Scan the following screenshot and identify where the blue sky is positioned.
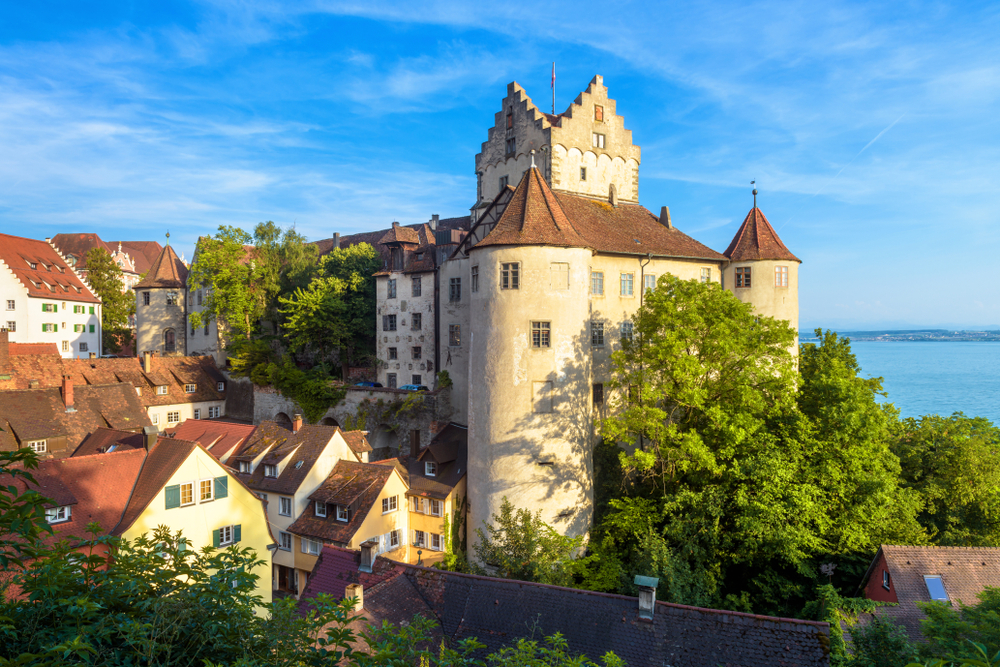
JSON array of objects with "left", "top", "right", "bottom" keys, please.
[{"left": 1, "top": 1, "right": 998, "bottom": 330}]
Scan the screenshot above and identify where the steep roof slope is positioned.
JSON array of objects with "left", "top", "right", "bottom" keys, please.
[
  {"left": 114, "top": 438, "right": 199, "bottom": 534},
  {"left": 0, "top": 233, "right": 100, "bottom": 303},
  {"left": 110, "top": 241, "right": 163, "bottom": 274},
  {"left": 724, "top": 207, "right": 800, "bottom": 262},
  {"left": 288, "top": 460, "right": 394, "bottom": 545},
  {"left": 50, "top": 233, "right": 112, "bottom": 271},
  {"left": 165, "top": 420, "right": 257, "bottom": 461},
  {"left": 133, "top": 244, "right": 188, "bottom": 289}
]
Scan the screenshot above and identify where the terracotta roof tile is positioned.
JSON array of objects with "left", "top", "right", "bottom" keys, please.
[
  {"left": 233, "top": 422, "right": 338, "bottom": 495},
  {"left": 378, "top": 224, "right": 421, "bottom": 246},
  {"left": 133, "top": 244, "right": 188, "bottom": 289},
  {"left": 115, "top": 438, "right": 199, "bottom": 534},
  {"left": 8, "top": 342, "right": 60, "bottom": 356},
  {"left": 723, "top": 207, "right": 800, "bottom": 262},
  {"left": 288, "top": 460, "right": 393, "bottom": 545},
  {"left": 49, "top": 233, "right": 112, "bottom": 271},
  {"left": 165, "top": 420, "right": 257, "bottom": 462},
  {"left": 0, "top": 233, "right": 100, "bottom": 303},
  {"left": 340, "top": 429, "right": 372, "bottom": 455}
]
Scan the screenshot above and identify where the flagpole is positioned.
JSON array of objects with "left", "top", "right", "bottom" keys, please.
[{"left": 551, "top": 62, "right": 556, "bottom": 114}]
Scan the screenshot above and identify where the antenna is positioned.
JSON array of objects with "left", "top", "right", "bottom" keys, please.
[{"left": 551, "top": 62, "right": 556, "bottom": 115}]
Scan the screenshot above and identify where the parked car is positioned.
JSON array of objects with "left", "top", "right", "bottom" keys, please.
[
  {"left": 398, "top": 384, "right": 429, "bottom": 392},
  {"left": 354, "top": 381, "right": 383, "bottom": 388}
]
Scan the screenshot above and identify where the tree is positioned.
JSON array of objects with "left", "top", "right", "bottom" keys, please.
[
  {"left": 0, "top": 447, "right": 54, "bottom": 568},
  {"left": 83, "top": 247, "right": 135, "bottom": 353},
  {"left": 187, "top": 226, "right": 261, "bottom": 341},
  {"left": 472, "top": 497, "right": 588, "bottom": 586},
  {"left": 893, "top": 413, "right": 1000, "bottom": 546},
  {"left": 915, "top": 588, "right": 1000, "bottom": 663}
]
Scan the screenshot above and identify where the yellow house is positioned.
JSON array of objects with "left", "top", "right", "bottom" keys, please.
[
  {"left": 404, "top": 423, "right": 467, "bottom": 566},
  {"left": 112, "top": 436, "right": 275, "bottom": 608},
  {"left": 287, "top": 459, "right": 409, "bottom": 578}
]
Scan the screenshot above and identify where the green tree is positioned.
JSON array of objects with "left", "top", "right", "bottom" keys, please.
[
  {"left": 83, "top": 247, "right": 135, "bottom": 353},
  {"left": 472, "top": 497, "right": 588, "bottom": 586},
  {"left": 915, "top": 588, "right": 1000, "bottom": 663},
  {"left": 187, "top": 226, "right": 262, "bottom": 341},
  {"left": 893, "top": 413, "right": 1000, "bottom": 546},
  {"left": 0, "top": 447, "right": 54, "bottom": 568}
]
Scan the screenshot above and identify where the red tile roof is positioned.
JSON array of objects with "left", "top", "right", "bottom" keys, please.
[
  {"left": 133, "top": 244, "right": 187, "bottom": 289},
  {"left": 49, "top": 233, "right": 112, "bottom": 271},
  {"left": 165, "top": 419, "right": 257, "bottom": 461},
  {"left": 723, "top": 207, "right": 800, "bottom": 262},
  {"left": 0, "top": 233, "right": 100, "bottom": 303},
  {"left": 9, "top": 342, "right": 60, "bottom": 356},
  {"left": 288, "top": 460, "right": 394, "bottom": 545},
  {"left": 115, "top": 438, "right": 199, "bottom": 535},
  {"left": 110, "top": 241, "right": 163, "bottom": 275}
]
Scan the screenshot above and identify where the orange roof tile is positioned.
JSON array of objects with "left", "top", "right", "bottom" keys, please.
[
  {"left": 723, "top": 207, "right": 800, "bottom": 262},
  {"left": 0, "top": 233, "right": 100, "bottom": 303},
  {"left": 134, "top": 244, "right": 187, "bottom": 289},
  {"left": 476, "top": 167, "right": 588, "bottom": 249}
]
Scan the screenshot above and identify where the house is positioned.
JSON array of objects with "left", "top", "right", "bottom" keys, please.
[
  {"left": 228, "top": 417, "right": 372, "bottom": 597},
  {"left": 6, "top": 430, "right": 274, "bottom": 609},
  {"left": 859, "top": 545, "right": 1000, "bottom": 642},
  {"left": 165, "top": 418, "right": 257, "bottom": 463},
  {"left": 0, "top": 233, "right": 102, "bottom": 358},
  {"left": 286, "top": 459, "right": 409, "bottom": 583},
  {"left": 0, "top": 374, "right": 150, "bottom": 459},
  {"left": 299, "top": 543, "right": 832, "bottom": 666},
  {"left": 405, "top": 423, "right": 467, "bottom": 565}
]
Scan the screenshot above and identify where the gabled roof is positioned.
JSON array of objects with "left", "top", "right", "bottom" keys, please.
[
  {"left": 110, "top": 241, "right": 163, "bottom": 274},
  {"left": 723, "top": 207, "right": 800, "bottom": 262},
  {"left": 863, "top": 545, "right": 1000, "bottom": 641},
  {"left": 73, "top": 427, "right": 146, "bottom": 456},
  {"left": 133, "top": 244, "right": 188, "bottom": 289},
  {"left": 288, "top": 460, "right": 394, "bottom": 545},
  {"left": 114, "top": 438, "right": 200, "bottom": 535},
  {"left": 340, "top": 429, "right": 372, "bottom": 456},
  {"left": 475, "top": 167, "right": 588, "bottom": 249},
  {"left": 233, "top": 421, "right": 339, "bottom": 495},
  {"left": 49, "top": 233, "right": 112, "bottom": 271},
  {"left": 410, "top": 424, "right": 467, "bottom": 500},
  {"left": 165, "top": 420, "right": 257, "bottom": 462},
  {"left": 378, "top": 224, "right": 420, "bottom": 246},
  {"left": 0, "top": 233, "right": 100, "bottom": 303}
]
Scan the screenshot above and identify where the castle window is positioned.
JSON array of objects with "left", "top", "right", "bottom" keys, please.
[
  {"left": 501, "top": 262, "right": 519, "bottom": 290},
  {"left": 163, "top": 328, "right": 176, "bottom": 353},
  {"left": 412, "top": 374, "right": 421, "bottom": 385},
  {"left": 387, "top": 279, "right": 397, "bottom": 299},
  {"left": 449, "top": 324, "right": 461, "bottom": 347},
  {"left": 591, "top": 321, "right": 604, "bottom": 347},
  {"left": 620, "top": 273, "right": 634, "bottom": 296},
  {"left": 5, "top": 300, "right": 13, "bottom": 310},
  {"left": 449, "top": 277, "right": 461, "bottom": 302},
  {"left": 506, "top": 110, "right": 513, "bottom": 129},
  {"left": 388, "top": 347, "right": 397, "bottom": 360},
  {"left": 197, "top": 290, "right": 203, "bottom": 305},
  {"left": 592, "top": 133, "right": 605, "bottom": 149},
  {"left": 593, "top": 383, "right": 604, "bottom": 405},
  {"left": 382, "top": 314, "right": 397, "bottom": 331},
  {"left": 499, "top": 175, "right": 509, "bottom": 190},
  {"left": 506, "top": 137, "right": 516, "bottom": 155},
  {"left": 700, "top": 268, "right": 711, "bottom": 283},
  {"left": 594, "top": 105, "right": 604, "bottom": 122},
  {"left": 644, "top": 274, "right": 656, "bottom": 292},
  {"left": 580, "top": 167, "right": 587, "bottom": 181},
  {"left": 166, "top": 292, "right": 178, "bottom": 306},
  {"left": 736, "top": 267, "right": 751, "bottom": 288},
  {"left": 411, "top": 276, "right": 421, "bottom": 297},
  {"left": 412, "top": 346, "right": 421, "bottom": 360},
  {"left": 411, "top": 313, "right": 422, "bottom": 330},
  {"left": 143, "top": 292, "right": 150, "bottom": 306},
  {"left": 591, "top": 271, "right": 604, "bottom": 295},
  {"left": 471, "top": 266, "right": 479, "bottom": 292},
  {"left": 775, "top": 266, "right": 788, "bottom": 287},
  {"left": 531, "top": 321, "right": 551, "bottom": 348}
]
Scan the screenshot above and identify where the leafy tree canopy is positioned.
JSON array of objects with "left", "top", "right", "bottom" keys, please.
[{"left": 83, "top": 246, "right": 135, "bottom": 353}]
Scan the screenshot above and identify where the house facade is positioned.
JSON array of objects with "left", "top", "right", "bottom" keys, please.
[
  {"left": 405, "top": 423, "right": 467, "bottom": 566},
  {"left": 0, "top": 234, "right": 102, "bottom": 359}
]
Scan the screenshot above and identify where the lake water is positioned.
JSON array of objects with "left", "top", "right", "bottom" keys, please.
[{"left": 807, "top": 340, "right": 1000, "bottom": 424}]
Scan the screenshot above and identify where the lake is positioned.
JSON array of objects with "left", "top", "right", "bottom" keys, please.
[{"left": 804, "top": 340, "right": 1000, "bottom": 425}]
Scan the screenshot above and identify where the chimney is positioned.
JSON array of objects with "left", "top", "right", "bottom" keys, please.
[
  {"left": 143, "top": 424, "right": 158, "bottom": 450},
  {"left": 89, "top": 352, "right": 96, "bottom": 359},
  {"left": 292, "top": 414, "right": 303, "bottom": 433},
  {"left": 62, "top": 375, "right": 76, "bottom": 412},
  {"left": 429, "top": 214, "right": 439, "bottom": 231},
  {"left": 359, "top": 539, "right": 378, "bottom": 573},
  {"left": 28, "top": 379, "right": 40, "bottom": 389},
  {"left": 659, "top": 206, "right": 672, "bottom": 229},
  {"left": 0, "top": 329, "right": 9, "bottom": 375},
  {"left": 344, "top": 582, "right": 364, "bottom": 611},
  {"left": 332, "top": 232, "right": 340, "bottom": 249},
  {"left": 634, "top": 575, "right": 659, "bottom": 620},
  {"left": 143, "top": 350, "right": 152, "bottom": 373}
]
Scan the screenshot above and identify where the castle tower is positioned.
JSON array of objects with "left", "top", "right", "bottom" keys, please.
[
  {"left": 133, "top": 243, "right": 188, "bottom": 358},
  {"left": 473, "top": 76, "right": 641, "bottom": 223},
  {"left": 466, "top": 165, "right": 595, "bottom": 545},
  {"left": 722, "top": 203, "right": 801, "bottom": 351}
]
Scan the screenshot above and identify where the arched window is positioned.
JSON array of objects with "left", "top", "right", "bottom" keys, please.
[{"left": 163, "top": 328, "right": 176, "bottom": 353}]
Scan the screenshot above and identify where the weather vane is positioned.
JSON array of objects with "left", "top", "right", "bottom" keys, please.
[{"left": 751, "top": 180, "right": 757, "bottom": 208}]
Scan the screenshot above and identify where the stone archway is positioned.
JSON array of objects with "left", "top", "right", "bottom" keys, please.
[
  {"left": 163, "top": 328, "right": 176, "bottom": 353},
  {"left": 274, "top": 412, "right": 292, "bottom": 427},
  {"left": 321, "top": 417, "right": 340, "bottom": 427}
]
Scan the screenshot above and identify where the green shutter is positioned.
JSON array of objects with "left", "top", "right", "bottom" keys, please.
[
  {"left": 89, "top": 306, "right": 95, "bottom": 314},
  {"left": 214, "top": 476, "right": 228, "bottom": 499},
  {"left": 212, "top": 529, "right": 221, "bottom": 548},
  {"left": 53, "top": 324, "right": 57, "bottom": 332},
  {"left": 89, "top": 324, "right": 95, "bottom": 333},
  {"left": 165, "top": 485, "right": 180, "bottom": 509},
  {"left": 233, "top": 524, "right": 241, "bottom": 544}
]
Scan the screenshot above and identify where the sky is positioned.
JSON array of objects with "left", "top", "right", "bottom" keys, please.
[{"left": 1, "top": 1, "right": 998, "bottom": 331}]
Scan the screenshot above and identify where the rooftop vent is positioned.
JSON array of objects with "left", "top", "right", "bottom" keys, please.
[{"left": 634, "top": 575, "right": 659, "bottom": 620}]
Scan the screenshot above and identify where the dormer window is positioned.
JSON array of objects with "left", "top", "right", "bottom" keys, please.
[
  {"left": 184, "top": 384, "right": 196, "bottom": 393},
  {"left": 315, "top": 501, "right": 327, "bottom": 517},
  {"left": 217, "top": 381, "right": 225, "bottom": 391},
  {"left": 425, "top": 461, "right": 438, "bottom": 477},
  {"left": 28, "top": 262, "right": 37, "bottom": 270},
  {"left": 45, "top": 505, "right": 71, "bottom": 524},
  {"left": 239, "top": 461, "right": 251, "bottom": 474},
  {"left": 264, "top": 464, "right": 278, "bottom": 478},
  {"left": 27, "top": 440, "right": 47, "bottom": 453},
  {"left": 156, "top": 386, "right": 168, "bottom": 395},
  {"left": 336, "top": 504, "right": 349, "bottom": 522}
]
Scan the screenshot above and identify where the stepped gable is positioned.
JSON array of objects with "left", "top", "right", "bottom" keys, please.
[
  {"left": 50, "top": 233, "right": 112, "bottom": 270},
  {"left": 554, "top": 193, "right": 727, "bottom": 260},
  {"left": 134, "top": 244, "right": 187, "bottom": 289},
  {"left": 724, "top": 207, "right": 800, "bottom": 262},
  {"left": 475, "top": 167, "right": 588, "bottom": 249},
  {"left": 111, "top": 241, "right": 163, "bottom": 274},
  {"left": 0, "top": 233, "right": 99, "bottom": 303}
]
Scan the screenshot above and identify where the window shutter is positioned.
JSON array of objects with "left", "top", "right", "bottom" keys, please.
[
  {"left": 165, "top": 485, "right": 181, "bottom": 509},
  {"left": 214, "top": 476, "right": 228, "bottom": 499},
  {"left": 212, "top": 529, "right": 221, "bottom": 548},
  {"left": 53, "top": 324, "right": 57, "bottom": 332},
  {"left": 234, "top": 524, "right": 241, "bottom": 543},
  {"left": 400, "top": 529, "right": 406, "bottom": 547}
]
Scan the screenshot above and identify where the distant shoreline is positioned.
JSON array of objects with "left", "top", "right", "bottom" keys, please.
[{"left": 802, "top": 330, "right": 1000, "bottom": 343}]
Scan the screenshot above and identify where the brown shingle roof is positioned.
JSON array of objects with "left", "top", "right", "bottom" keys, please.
[
  {"left": 864, "top": 545, "right": 1000, "bottom": 642},
  {"left": 115, "top": 438, "right": 199, "bottom": 535},
  {"left": 288, "top": 460, "right": 393, "bottom": 544},
  {"left": 133, "top": 244, "right": 188, "bottom": 289},
  {"left": 73, "top": 427, "right": 146, "bottom": 456},
  {"left": 49, "top": 233, "right": 112, "bottom": 271},
  {"left": 0, "top": 233, "right": 100, "bottom": 303},
  {"left": 340, "top": 429, "right": 372, "bottom": 455},
  {"left": 110, "top": 241, "right": 164, "bottom": 274},
  {"left": 233, "top": 422, "right": 339, "bottom": 495},
  {"left": 723, "top": 207, "right": 800, "bottom": 262},
  {"left": 378, "top": 224, "right": 420, "bottom": 246}
]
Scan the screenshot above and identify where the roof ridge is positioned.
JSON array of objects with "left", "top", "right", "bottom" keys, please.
[{"left": 57, "top": 448, "right": 147, "bottom": 464}]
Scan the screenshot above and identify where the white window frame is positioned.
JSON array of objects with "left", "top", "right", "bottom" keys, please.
[
  {"left": 26, "top": 440, "right": 47, "bottom": 453},
  {"left": 156, "top": 385, "right": 168, "bottom": 396},
  {"left": 620, "top": 272, "right": 634, "bottom": 296},
  {"left": 775, "top": 266, "right": 788, "bottom": 287},
  {"left": 219, "top": 524, "right": 234, "bottom": 546},
  {"left": 184, "top": 384, "right": 196, "bottom": 393},
  {"left": 315, "top": 501, "right": 327, "bottom": 517},
  {"left": 430, "top": 499, "right": 443, "bottom": 517},
  {"left": 180, "top": 482, "right": 195, "bottom": 507},
  {"left": 390, "top": 529, "right": 400, "bottom": 549},
  {"left": 431, "top": 533, "right": 442, "bottom": 551},
  {"left": 239, "top": 461, "right": 251, "bottom": 474},
  {"left": 278, "top": 496, "right": 292, "bottom": 517},
  {"left": 425, "top": 461, "right": 438, "bottom": 477},
  {"left": 5, "top": 300, "right": 13, "bottom": 311},
  {"left": 45, "top": 506, "right": 71, "bottom": 524},
  {"left": 336, "top": 504, "right": 349, "bottom": 522},
  {"left": 208, "top": 406, "right": 220, "bottom": 418},
  {"left": 166, "top": 411, "right": 180, "bottom": 424},
  {"left": 193, "top": 409, "right": 201, "bottom": 420},
  {"left": 644, "top": 274, "right": 656, "bottom": 292},
  {"left": 217, "top": 382, "right": 225, "bottom": 391},
  {"left": 382, "top": 495, "right": 397, "bottom": 514},
  {"left": 413, "top": 530, "right": 426, "bottom": 547},
  {"left": 279, "top": 532, "right": 292, "bottom": 551},
  {"left": 198, "top": 478, "right": 214, "bottom": 503},
  {"left": 301, "top": 537, "right": 321, "bottom": 555},
  {"left": 151, "top": 412, "right": 159, "bottom": 425},
  {"left": 264, "top": 464, "right": 278, "bottom": 478},
  {"left": 700, "top": 268, "right": 711, "bottom": 283}
]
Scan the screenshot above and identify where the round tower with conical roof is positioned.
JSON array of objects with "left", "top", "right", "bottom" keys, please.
[
  {"left": 722, "top": 200, "right": 801, "bottom": 351},
  {"left": 133, "top": 243, "right": 189, "bottom": 358}
]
